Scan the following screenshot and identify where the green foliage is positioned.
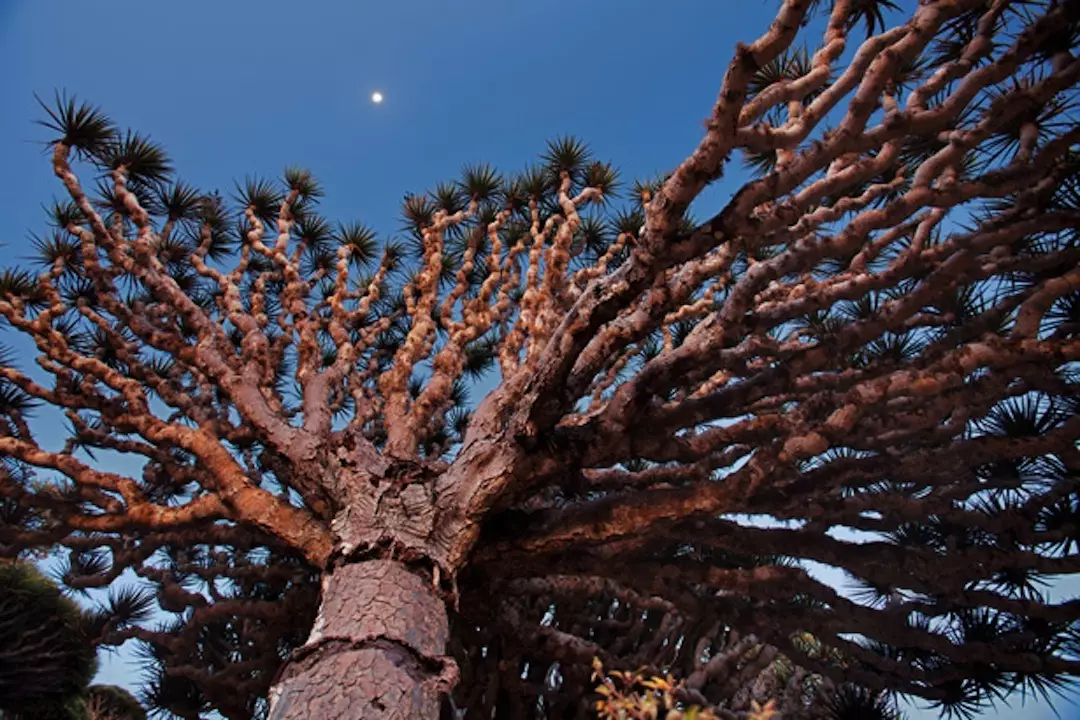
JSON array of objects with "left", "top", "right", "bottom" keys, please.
[
  {"left": 582, "top": 162, "right": 621, "bottom": 204},
  {"left": 149, "top": 182, "right": 203, "bottom": 223},
  {"left": 846, "top": 0, "right": 902, "bottom": 37},
  {"left": 431, "top": 181, "right": 468, "bottom": 215},
  {"left": 0, "top": 348, "right": 39, "bottom": 421},
  {"left": 282, "top": 166, "right": 323, "bottom": 202},
  {"left": 826, "top": 684, "right": 904, "bottom": 720},
  {"left": 0, "top": 268, "right": 45, "bottom": 308},
  {"left": 336, "top": 221, "right": 379, "bottom": 268},
  {"left": 31, "top": 230, "right": 83, "bottom": 270},
  {"left": 0, "top": 560, "right": 98, "bottom": 716},
  {"left": 748, "top": 46, "right": 814, "bottom": 98},
  {"left": 234, "top": 176, "right": 285, "bottom": 223},
  {"left": 36, "top": 92, "right": 117, "bottom": 160},
  {"left": 97, "top": 131, "right": 173, "bottom": 187},
  {"left": 460, "top": 163, "right": 503, "bottom": 202},
  {"left": 542, "top": 136, "right": 593, "bottom": 184},
  {"left": 45, "top": 199, "right": 87, "bottom": 229},
  {"left": 85, "top": 685, "right": 147, "bottom": 720},
  {"left": 6, "top": 694, "right": 91, "bottom": 720},
  {"left": 741, "top": 146, "right": 779, "bottom": 177}
]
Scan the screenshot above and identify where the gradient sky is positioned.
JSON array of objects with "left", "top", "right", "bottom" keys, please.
[{"left": 1, "top": 1, "right": 1077, "bottom": 718}]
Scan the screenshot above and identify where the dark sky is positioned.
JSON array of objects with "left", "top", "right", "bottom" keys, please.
[{"left": 1, "top": 1, "right": 1077, "bottom": 716}]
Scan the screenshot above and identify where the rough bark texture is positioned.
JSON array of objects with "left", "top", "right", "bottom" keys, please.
[{"left": 268, "top": 559, "right": 452, "bottom": 719}]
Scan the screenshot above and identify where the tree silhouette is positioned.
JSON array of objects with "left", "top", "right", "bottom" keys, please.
[
  {"left": 2, "top": 0, "right": 1080, "bottom": 718},
  {"left": 0, "top": 560, "right": 97, "bottom": 717},
  {"left": 0, "top": 559, "right": 157, "bottom": 720}
]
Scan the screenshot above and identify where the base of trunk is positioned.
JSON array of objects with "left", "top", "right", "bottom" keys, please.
[{"left": 268, "top": 559, "right": 453, "bottom": 719}]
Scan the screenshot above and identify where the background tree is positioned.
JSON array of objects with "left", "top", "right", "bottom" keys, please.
[
  {"left": 0, "top": 560, "right": 97, "bottom": 717},
  {"left": 83, "top": 685, "right": 146, "bottom": 720},
  {"left": 0, "top": 474, "right": 157, "bottom": 719},
  {"left": 11, "top": 686, "right": 147, "bottom": 720},
  {"left": 2, "top": 0, "right": 1080, "bottom": 718},
  {"left": 0, "top": 558, "right": 152, "bottom": 720}
]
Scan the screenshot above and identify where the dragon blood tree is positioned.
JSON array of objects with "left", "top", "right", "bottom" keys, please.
[{"left": 2, "top": 0, "right": 1080, "bottom": 717}]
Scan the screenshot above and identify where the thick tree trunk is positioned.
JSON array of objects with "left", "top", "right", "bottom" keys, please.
[{"left": 267, "top": 559, "right": 452, "bottom": 719}]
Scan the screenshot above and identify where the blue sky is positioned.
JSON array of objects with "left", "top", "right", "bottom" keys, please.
[
  {"left": 1, "top": 1, "right": 1077, "bottom": 717},
  {"left": 0, "top": 0, "right": 760, "bottom": 246}
]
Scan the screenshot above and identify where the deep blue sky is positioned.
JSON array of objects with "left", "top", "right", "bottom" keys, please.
[
  {"left": 0, "top": 0, "right": 765, "bottom": 248},
  {"left": 1, "top": 1, "right": 1077, "bottom": 717}
]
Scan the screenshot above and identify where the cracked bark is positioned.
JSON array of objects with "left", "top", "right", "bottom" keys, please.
[{"left": 267, "top": 559, "right": 453, "bottom": 720}]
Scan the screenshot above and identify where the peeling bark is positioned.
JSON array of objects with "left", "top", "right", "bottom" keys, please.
[{"left": 268, "top": 559, "right": 455, "bottom": 720}]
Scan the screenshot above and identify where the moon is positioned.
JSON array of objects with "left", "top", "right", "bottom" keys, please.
[{"left": 371, "top": 91, "right": 384, "bottom": 104}]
